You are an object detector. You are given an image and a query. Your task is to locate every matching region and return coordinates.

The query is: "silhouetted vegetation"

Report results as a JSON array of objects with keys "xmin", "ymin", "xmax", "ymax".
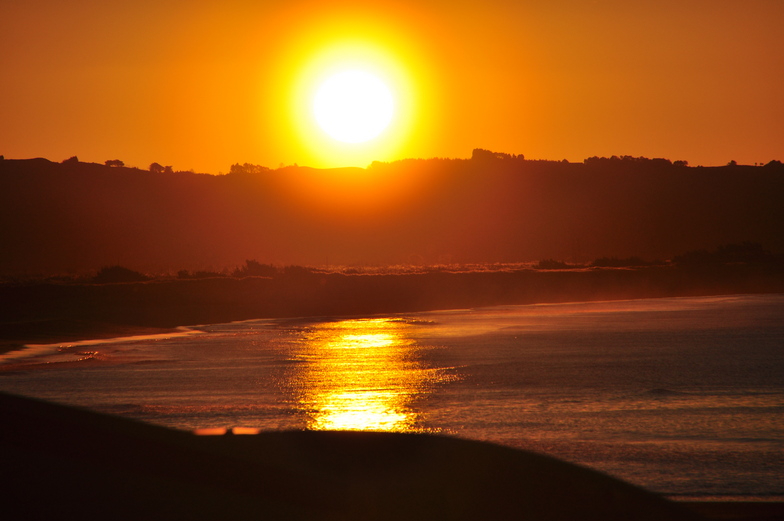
[
  {"xmin": 105, "ymin": 159, "xmax": 124, "ymax": 167},
  {"xmin": 232, "ymin": 260, "xmax": 278, "ymax": 278},
  {"xmin": 535, "ymin": 259, "xmax": 574, "ymax": 270},
  {"xmin": 92, "ymin": 265, "xmax": 149, "ymax": 284},
  {"xmin": 149, "ymin": 162, "xmax": 174, "ymax": 174},
  {"xmin": 471, "ymin": 148, "xmax": 524, "ymax": 161},
  {"xmin": 228, "ymin": 163, "xmax": 271, "ymax": 175},
  {"xmin": 583, "ymin": 155, "xmax": 688, "ymax": 170}
]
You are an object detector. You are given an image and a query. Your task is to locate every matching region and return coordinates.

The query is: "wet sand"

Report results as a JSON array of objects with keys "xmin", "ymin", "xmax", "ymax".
[{"xmin": 0, "ymin": 318, "xmax": 181, "ymax": 354}]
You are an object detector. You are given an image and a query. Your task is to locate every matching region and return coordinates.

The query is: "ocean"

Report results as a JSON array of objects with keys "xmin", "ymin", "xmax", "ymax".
[{"xmin": 2, "ymin": 294, "xmax": 783, "ymax": 500}]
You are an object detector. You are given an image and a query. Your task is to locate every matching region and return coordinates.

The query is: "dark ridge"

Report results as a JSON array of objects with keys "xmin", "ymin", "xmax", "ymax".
[{"xmin": 1, "ymin": 155, "xmax": 783, "ymax": 274}]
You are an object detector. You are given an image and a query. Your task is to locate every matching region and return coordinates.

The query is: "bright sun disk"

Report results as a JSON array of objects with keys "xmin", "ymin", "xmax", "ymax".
[{"xmin": 313, "ymin": 70, "xmax": 394, "ymax": 144}]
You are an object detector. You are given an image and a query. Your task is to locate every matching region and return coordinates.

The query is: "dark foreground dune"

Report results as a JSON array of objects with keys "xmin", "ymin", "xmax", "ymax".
[{"xmin": 4, "ymin": 391, "xmax": 777, "ymax": 521}]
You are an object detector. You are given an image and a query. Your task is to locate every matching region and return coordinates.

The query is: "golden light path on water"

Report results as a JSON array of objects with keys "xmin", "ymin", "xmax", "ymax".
[{"xmin": 290, "ymin": 318, "xmax": 449, "ymax": 432}]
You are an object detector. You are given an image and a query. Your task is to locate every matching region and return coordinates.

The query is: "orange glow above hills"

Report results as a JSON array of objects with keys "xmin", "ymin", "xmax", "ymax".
[
  {"xmin": 172, "ymin": 1, "xmax": 442, "ymax": 170},
  {"xmin": 1, "ymin": 1, "xmax": 783, "ymax": 172}
]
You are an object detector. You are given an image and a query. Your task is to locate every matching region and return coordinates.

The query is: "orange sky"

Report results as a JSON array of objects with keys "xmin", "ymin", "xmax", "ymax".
[{"xmin": 2, "ymin": 0, "xmax": 782, "ymax": 173}]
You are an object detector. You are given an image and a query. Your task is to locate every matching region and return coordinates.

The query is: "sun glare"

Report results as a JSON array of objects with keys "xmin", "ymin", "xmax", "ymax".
[
  {"xmin": 276, "ymin": 35, "xmax": 427, "ymax": 168},
  {"xmin": 290, "ymin": 318, "xmax": 449, "ymax": 432},
  {"xmin": 314, "ymin": 70, "xmax": 394, "ymax": 143}
]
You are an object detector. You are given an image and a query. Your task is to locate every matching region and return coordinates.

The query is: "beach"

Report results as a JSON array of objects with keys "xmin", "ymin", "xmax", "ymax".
[
  {"xmin": 2, "ymin": 272, "xmax": 784, "ymax": 521},
  {"xmin": 4, "ymin": 295, "xmax": 781, "ymax": 519}
]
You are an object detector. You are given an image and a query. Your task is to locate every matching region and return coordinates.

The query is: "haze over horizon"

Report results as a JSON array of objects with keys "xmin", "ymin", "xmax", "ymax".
[{"xmin": 3, "ymin": 0, "xmax": 783, "ymax": 174}]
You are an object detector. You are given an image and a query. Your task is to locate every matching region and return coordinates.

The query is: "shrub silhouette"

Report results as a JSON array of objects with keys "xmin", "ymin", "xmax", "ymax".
[
  {"xmin": 232, "ymin": 259, "xmax": 278, "ymax": 278},
  {"xmin": 92, "ymin": 265, "xmax": 149, "ymax": 283},
  {"xmin": 536, "ymin": 259, "xmax": 572, "ymax": 270},
  {"xmin": 471, "ymin": 148, "xmax": 524, "ymax": 161},
  {"xmin": 149, "ymin": 162, "xmax": 173, "ymax": 174},
  {"xmin": 229, "ymin": 163, "xmax": 271, "ymax": 175}
]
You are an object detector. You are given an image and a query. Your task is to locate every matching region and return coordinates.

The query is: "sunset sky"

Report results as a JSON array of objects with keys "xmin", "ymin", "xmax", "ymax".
[{"xmin": 3, "ymin": 0, "xmax": 782, "ymax": 173}]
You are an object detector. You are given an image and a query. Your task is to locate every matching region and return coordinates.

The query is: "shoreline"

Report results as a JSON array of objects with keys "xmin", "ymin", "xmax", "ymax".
[
  {"xmin": 0, "ymin": 319, "xmax": 184, "ymax": 355},
  {"xmin": 2, "ymin": 272, "xmax": 783, "ymax": 355},
  {"xmin": 0, "ymin": 324, "xmax": 200, "ymax": 364},
  {"xmin": 3, "ymin": 289, "xmax": 783, "ymax": 356}
]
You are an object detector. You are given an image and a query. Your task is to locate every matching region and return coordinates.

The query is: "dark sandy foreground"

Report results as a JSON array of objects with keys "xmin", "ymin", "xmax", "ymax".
[{"xmin": 2, "ymin": 393, "xmax": 781, "ymax": 520}]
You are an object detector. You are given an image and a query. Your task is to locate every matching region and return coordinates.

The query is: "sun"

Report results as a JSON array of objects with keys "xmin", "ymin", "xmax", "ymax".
[
  {"xmin": 277, "ymin": 36, "xmax": 430, "ymax": 167},
  {"xmin": 313, "ymin": 70, "xmax": 394, "ymax": 144}
]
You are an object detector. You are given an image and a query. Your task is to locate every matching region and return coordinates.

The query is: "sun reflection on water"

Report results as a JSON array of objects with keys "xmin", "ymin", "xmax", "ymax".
[{"xmin": 290, "ymin": 318, "xmax": 447, "ymax": 432}]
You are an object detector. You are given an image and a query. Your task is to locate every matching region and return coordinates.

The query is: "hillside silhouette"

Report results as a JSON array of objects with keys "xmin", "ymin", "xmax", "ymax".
[{"xmin": 1, "ymin": 153, "xmax": 783, "ymax": 275}]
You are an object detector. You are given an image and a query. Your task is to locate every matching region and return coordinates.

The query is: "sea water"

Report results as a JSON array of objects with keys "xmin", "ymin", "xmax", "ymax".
[{"xmin": 2, "ymin": 294, "xmax": 783, "ymax": 500}]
